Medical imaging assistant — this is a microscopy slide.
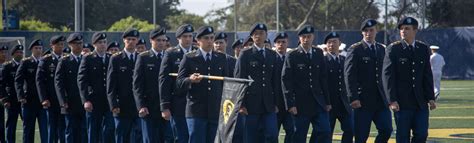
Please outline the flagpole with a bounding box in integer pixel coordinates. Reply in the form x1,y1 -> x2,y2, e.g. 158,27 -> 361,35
169,73 -> 254,83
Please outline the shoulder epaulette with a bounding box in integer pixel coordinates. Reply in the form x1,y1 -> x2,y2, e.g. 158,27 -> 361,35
22,57 -> 32,61
42,54 -> 52,58
112,51 -> 122,57
351,42 -> 363,48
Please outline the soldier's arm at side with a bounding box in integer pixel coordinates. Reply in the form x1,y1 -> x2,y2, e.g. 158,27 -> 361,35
106,56 -> 119,111
36,58 -> 49,103
344,47 -> 361,102
54,58 -> 67,107
159,50 -> 173,111
281,53 -> 296,109
234,51 -> 249,108
14,60 -> 26,102
133,54 -> 146,111
318,51 -> 331,106
0,65 -> 7,104
77,55 -> 90,104
422,46 -> 435,101
382,44 -> 399,103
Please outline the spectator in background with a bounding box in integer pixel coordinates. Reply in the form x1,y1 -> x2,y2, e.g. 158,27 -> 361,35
430,45 -> 445,100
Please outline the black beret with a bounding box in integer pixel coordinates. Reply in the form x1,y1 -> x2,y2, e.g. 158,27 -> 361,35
273,32 -> 288,42
243,36 -> 253,45
324,32 -> 340,44
63,47 -> 71,53
231,39 -> 243,49
360,19 -> 378,31
196,26 -> 214,39
137,38 -> 146,45
107,42 -> 120,50
29,39 -> 43,50
297,25 -> 315,36
122,28 -> 140,38
83,43 -> 94,51
149,28 -> 166,39
67,33 -> 83,43
50,35 -> 65,44
250,23 -> 267,36
0,45 -> 8,50
397,17 -> 418,29
92,32 -> 107,44
175,24 -> 194,38
11,45 -> 24,55
214,32 -> 227,41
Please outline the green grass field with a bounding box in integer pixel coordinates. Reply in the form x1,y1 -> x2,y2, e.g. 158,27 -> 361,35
5,80 -> 474,142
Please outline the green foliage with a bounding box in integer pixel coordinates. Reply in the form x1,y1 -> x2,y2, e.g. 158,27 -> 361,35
165,13 -> 206,31
107,16 -> 156,32
19,19 -> 56,31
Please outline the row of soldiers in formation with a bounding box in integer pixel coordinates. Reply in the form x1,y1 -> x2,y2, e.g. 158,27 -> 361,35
0,16 -> 436,143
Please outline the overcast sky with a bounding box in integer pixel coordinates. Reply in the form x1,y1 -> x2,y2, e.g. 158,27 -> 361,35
176,0 -> 233,16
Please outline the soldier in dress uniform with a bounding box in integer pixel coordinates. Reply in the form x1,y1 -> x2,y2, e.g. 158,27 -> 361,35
344,19 -> 392,143
176,25 -> 228,143
0,45 -> 23,143
273,32 -> 295,143
77,32 -> 115,143
107,41 -> 121,55
382,17 -> 437,143
82,43 -> 94,55
234,23 -> 279,143
136,38 -> 147,54
0,45 -> 7,143
37,35 -> 66,143
231,39 -> 243,58
323,32 -> 353,143
429,45 -> 445,100
107,28 -> 141,143
282,25 -> 331,143
159,24 -> 197,143
55,33 -> 87,143
213,32 -> 236,77
0,45 -> 24,142
15,39 -> 49,143
133,28 -> 173,143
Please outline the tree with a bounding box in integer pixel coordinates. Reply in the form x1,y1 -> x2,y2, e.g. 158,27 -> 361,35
20,19 -> 56,31
7,0 -> 182,31
204,0 -> 380,31
165,12 -> 206,31
426,0 -> 474,28
107,16 -> 155,32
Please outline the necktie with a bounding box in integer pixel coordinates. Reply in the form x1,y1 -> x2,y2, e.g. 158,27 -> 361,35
335,56 -> 339,63
259,50 -> 265,58
281,56 -> 285,62
205,53 -> 211,62
306,53 -> 311,60
370,45 -> 377,56
157,53 -> 162,60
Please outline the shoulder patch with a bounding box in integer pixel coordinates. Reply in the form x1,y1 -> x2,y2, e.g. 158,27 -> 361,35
22,57 -> 32,61
42,54 -> 52,58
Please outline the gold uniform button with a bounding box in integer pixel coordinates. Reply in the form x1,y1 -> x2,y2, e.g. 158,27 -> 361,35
376,67 -> 378,70
262,77 -> 265,80
309,79 -> 312,82
262,84 -> 266,87
412,62 -> 415,65
339,76 -> 342,79
208,87 -> 211,91
339,88 -> 342,91
309,73 -> 312,76
208,80 -> 211,83
263,64 -> 266,67
412,85 -> 415,87
376,81 -> 379,83
310,85 -> 313,88
412,77 -> 415,80
376,74 -> 379,77
338,82 -> 342,85
208,67 -> 211,70
309,66 -> 312,69
262,71 -> 265,74
412,70 -> 415,73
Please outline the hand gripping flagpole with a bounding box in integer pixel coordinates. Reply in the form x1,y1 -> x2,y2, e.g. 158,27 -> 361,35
169,73 -> 254,85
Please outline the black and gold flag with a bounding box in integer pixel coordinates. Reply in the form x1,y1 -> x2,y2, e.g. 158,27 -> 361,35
214,79 -> 249,143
